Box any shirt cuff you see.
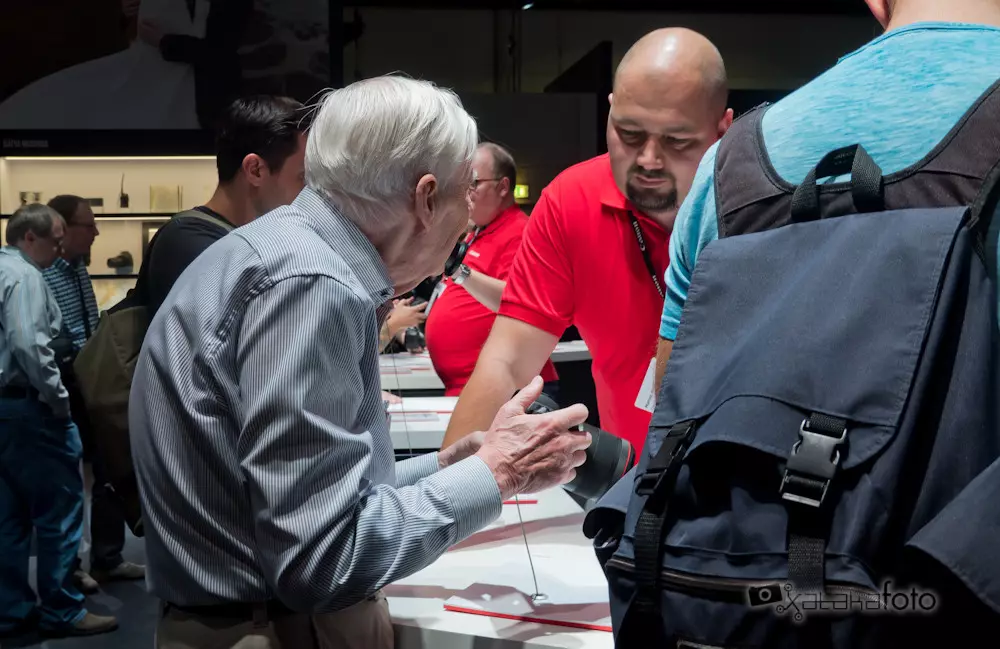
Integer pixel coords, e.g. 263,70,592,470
424,455,502,542
396,451,440,487
497,300,567,338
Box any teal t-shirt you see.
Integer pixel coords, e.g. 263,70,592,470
660,22,1000,341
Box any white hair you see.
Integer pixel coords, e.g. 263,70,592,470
305,75,478,231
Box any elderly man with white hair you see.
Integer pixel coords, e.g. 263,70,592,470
129,75,592,649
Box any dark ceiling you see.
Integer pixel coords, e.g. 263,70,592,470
345,0,870,15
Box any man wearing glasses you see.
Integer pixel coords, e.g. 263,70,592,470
424,142,558,397
0,204,117,637
43,196,145,599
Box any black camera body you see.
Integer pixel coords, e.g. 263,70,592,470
526,397,636,502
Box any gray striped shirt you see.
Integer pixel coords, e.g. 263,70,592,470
0,246,69,417
129,188,502,611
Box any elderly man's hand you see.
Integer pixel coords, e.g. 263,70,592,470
474,376,591,500
437,430,485,470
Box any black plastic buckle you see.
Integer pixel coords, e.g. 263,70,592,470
779,417,847,508
635,421,697,498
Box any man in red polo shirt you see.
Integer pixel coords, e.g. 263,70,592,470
441,27,732,452
425,143,559,396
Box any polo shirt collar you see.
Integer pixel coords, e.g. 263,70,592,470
479,204,522,237
595,157,669,233
292,188,394,304
52,256,84,273
597,157,630,212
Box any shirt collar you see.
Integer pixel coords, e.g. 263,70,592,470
839,21,1000,64
597,154,630,212
478,203,523,237
3,245,40,270
292,188,394,304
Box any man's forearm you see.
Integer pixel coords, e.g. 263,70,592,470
441,357,518,449
654,337,674,400
459,270,505,312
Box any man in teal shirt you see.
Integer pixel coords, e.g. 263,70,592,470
655,0,1000,389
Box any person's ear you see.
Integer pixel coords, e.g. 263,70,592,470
608,92,614,106
499,178,510,199
718,108,734,139
414,174,438,233
242,154,268,188
863,0,891,28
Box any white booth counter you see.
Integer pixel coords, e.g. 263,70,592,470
386,486,614,649
388,397,456,453
380,341,592,393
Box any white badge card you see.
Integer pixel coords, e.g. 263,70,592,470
635,357,657,414
425,281,447,315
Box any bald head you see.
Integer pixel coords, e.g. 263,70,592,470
614,28,728,116
606,28,733,231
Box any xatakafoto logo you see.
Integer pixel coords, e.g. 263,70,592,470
746,580,938,623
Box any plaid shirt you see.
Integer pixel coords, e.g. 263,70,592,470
42,257,99,352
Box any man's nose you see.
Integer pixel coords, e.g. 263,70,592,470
636,138,664,169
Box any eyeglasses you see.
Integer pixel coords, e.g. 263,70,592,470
471,178,502,190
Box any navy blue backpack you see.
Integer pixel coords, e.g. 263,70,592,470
586,85,1000,648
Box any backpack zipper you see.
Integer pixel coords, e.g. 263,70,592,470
606,556,881,604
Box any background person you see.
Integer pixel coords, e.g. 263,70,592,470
43,195,145,595
129,75,591,649
441,28,732,453
139,95,308,318
0,205,117,638
425,142,559,397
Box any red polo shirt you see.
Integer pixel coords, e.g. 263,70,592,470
425,205,558,396
499,154,670,452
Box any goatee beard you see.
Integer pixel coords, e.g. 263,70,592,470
626,184,678,213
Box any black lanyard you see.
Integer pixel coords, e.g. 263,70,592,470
628,212,665,299
72,268,93,339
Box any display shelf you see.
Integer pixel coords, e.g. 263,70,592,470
0,213,175,219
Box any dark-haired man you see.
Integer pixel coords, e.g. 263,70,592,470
442,28,732,453
425,143,559,397
140,94,308,317
43,195,145,595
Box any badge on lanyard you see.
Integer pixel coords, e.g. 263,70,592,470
635,357,657,413
425,281,447,315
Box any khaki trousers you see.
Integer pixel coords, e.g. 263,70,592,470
155,592,393,649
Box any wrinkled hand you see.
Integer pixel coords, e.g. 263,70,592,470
138,20,163,48
122,0,141,18
387,297,427,335
438,430,485,470
475,376,591,500
381,390,402,405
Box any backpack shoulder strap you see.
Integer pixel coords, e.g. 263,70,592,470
172,208,236,233
713,104,787,238
130,208,235,308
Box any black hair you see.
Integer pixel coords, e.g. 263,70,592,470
480,142,517,191
47,194,87,224
215,96,309,183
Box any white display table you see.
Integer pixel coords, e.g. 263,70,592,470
380,342,592,393
380,352,445,392
388,396,456,453
386,487,614,649
550,340,592,363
